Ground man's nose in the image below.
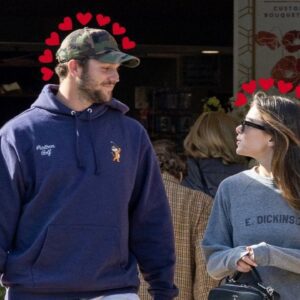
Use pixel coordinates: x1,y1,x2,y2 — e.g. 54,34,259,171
109,69,119,82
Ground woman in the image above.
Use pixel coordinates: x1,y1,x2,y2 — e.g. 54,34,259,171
139,140,218,300
182,111,247,197
202,92,300,299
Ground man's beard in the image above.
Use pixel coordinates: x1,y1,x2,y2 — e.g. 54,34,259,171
77,70,113,104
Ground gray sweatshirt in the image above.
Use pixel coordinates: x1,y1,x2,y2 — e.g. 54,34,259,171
202,168,300,300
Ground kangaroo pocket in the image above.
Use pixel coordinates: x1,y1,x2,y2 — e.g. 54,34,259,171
32,224,124,289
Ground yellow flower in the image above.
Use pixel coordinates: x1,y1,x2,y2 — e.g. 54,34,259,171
203,96,224,112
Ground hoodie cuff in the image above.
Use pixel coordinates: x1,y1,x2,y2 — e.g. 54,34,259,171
251,242,269,266
152,286,179,300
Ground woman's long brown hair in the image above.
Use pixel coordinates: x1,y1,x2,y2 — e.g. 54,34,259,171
254,92,300,211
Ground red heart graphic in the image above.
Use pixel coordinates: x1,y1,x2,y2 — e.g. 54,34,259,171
45,32,60,46
38,49,53,63
234,92,248,107
295,86,300,99
112,23,126,35
41,67,54,81
58,17,73,31
76,12,92,25
277,80,293,94
241,80,256,94
122,37,136,50
258,78,274,91
96,14,111,26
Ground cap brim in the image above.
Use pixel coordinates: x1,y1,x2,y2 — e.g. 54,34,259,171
95,50,140,68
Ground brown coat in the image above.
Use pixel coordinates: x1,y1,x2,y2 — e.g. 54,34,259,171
139,173,218,299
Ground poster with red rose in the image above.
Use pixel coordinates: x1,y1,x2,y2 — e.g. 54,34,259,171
254,1,300,90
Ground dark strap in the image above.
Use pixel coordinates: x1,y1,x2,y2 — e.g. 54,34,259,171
231,267,263,283
228,268,279,299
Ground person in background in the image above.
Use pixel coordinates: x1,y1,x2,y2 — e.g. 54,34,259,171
202,92,300,299
139,139,218,300
0,27,178,300
182,111,247,197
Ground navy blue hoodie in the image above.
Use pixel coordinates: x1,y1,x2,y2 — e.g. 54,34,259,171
0,85,178,300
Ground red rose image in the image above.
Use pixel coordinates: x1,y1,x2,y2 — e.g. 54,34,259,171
271,56,300,87
282,31,300,53
255,31,280,50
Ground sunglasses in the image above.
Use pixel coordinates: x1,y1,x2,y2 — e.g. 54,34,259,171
240,120,266,133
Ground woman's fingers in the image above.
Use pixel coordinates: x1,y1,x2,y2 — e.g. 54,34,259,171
237,260,252,272
246,246,255,260
241,255,257,267
236,255,258,272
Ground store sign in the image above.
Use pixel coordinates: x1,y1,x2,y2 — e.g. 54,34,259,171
234,0,300,95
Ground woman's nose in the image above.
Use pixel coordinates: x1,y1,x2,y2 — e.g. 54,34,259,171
236,124,242,134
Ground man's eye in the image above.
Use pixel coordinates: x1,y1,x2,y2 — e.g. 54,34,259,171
101,66,119,72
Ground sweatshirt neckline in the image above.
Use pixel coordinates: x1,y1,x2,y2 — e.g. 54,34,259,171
246,167,280,191
253,166,274,180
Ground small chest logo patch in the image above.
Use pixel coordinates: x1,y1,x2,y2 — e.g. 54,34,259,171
36,144,55,157
111,142,121,163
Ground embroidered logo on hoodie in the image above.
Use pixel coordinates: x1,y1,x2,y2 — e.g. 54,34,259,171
36,144,55,157
111,142,121,163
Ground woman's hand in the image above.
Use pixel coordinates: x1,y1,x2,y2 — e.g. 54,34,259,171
237,246,257,272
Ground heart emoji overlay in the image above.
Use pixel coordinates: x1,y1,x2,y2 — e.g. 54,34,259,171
258,78,274,91
242,80,257,94
277,80,293,94
58,17,73,31
112,23,126,35
122,37,136,50
38,49,53,63
45,32,60,46
96,14,111,26
76,12,92,25
234,93,248,107
295,86,300,99
41,67,54,81
40,12,136,81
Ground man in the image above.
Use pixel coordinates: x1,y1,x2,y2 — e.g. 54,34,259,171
139,140,218,299
0,28,178,300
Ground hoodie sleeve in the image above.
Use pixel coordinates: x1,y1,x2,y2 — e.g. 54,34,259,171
0,136,24,274
250,242,300,274
129,132,178,300
201,186,249,280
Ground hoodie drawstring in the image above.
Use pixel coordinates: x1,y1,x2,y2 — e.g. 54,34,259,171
71,109,101,175
71,110,84,169
87,108,101,175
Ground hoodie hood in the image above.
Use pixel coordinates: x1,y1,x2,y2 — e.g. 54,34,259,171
31,84,129,118
31,84,129,175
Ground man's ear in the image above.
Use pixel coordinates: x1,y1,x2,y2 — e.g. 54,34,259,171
67,59,81,78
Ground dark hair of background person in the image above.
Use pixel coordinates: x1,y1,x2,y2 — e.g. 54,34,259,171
152,139,187,180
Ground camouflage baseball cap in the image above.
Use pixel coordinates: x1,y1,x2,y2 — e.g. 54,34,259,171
56,27,140,68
